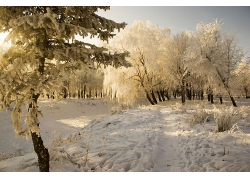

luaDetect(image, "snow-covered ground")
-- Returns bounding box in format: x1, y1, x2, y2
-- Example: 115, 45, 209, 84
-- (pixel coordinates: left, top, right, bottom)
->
1, 97, 250, 174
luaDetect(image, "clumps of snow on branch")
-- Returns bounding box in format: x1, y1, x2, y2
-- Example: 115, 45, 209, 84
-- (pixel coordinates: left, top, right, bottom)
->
11, 100, 24, 136
11, 95, 44, 140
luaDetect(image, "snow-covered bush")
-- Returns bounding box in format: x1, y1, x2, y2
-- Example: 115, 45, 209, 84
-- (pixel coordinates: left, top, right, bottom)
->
238, 106, 250, 126
108, 100, 131, 115
186, 109, 210, 126
214, 106, 239, 132
48, 131, 81, 161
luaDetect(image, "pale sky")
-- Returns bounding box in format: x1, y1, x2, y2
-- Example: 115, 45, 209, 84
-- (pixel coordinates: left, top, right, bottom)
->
95, 6, 250, 53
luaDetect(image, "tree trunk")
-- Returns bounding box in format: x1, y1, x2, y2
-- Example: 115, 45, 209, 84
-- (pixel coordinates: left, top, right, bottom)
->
160, 90, 165, 101
219, 96, 223, 104
186, 84, 191, 100
165, 90, 170, 100
89, 89, 92, 99
83, 85, 86, 98
151, 90, 158, 104
211, 94, 214, 104
230, 96, 237, 107
78, 90, 80, 99
224, 85, 237, 107
146, 91, 155, 105
181, 79, 186, 104
244, 87, 248, 99
63, 87, 67, 99
31, 132, 50, 172
156, 91, 162, 102
173, 90, 177, 99
30, 93, 50, 172
31, 55, 50, 171
197, 90, 200, 100
181, 88, 185, 104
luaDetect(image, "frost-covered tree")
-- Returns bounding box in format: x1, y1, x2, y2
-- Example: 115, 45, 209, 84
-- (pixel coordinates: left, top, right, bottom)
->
62, 68, 104, 99
185, 20, 244, 107
164, 30, 191, 104
103, 21, 171, 106
234, 60, 250, 98
0, 6, 130, 171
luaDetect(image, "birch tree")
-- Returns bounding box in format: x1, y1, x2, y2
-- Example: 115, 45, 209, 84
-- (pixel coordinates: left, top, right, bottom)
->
164, 30, 191, 104
234, 60, 250, 98
0, 6, 130, 171
103, 20, 171, 105
185, 20, 244, 107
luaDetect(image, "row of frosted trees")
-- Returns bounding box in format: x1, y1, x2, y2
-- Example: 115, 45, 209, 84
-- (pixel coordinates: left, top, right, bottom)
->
50, 20, 249, 108
101, 20, 249, 107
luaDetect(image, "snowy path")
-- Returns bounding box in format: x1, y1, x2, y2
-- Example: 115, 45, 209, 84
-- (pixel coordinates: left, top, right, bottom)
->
153, 101, 250, 172
153, 106, 186, 171
153, 104, 216, 172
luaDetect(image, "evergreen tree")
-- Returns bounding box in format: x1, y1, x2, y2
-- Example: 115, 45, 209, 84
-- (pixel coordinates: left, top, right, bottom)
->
0, 6, 130, 172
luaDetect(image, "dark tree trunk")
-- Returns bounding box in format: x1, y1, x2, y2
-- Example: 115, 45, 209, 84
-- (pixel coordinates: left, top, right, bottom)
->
78, 90, 80, 99
146, 91, 155, 105
187, 90, 192, 100
30, 93, 50, 172
181, 87, 185, 104
230, 96, 237, 107
83, 85, 86, 98
186, 84, 191, 100
156, 91, 162, 102
63, 87, 67, 99
89, 89, 92, 99
30, 55, 50, 171
219, 96, 223, 104
181, 92, 185, 104
207, 88, 213, 103
173, 90, 177, 99
31, 131, 50, 172
211, 94, 214, 104
181, 79, 186, 104
151, 90, 158, 104
201, 90, 204, 100
165, 91, 170, 100
244, 87, 248, 99
197, 90, 200, 100
160, 90, 165, 101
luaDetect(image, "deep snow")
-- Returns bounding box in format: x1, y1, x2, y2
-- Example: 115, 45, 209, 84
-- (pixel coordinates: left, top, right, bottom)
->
0, 97, 250, 175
